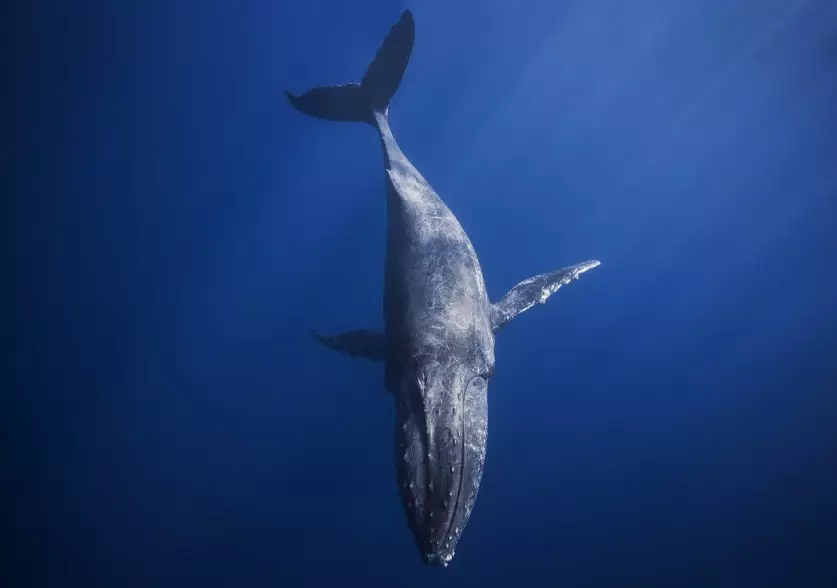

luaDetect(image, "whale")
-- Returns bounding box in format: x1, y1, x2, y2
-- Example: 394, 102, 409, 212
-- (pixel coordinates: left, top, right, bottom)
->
286, 9, 600, 566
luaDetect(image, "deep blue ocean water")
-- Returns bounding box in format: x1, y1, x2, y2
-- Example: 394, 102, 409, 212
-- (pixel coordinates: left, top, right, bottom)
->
11, 1, 837, 586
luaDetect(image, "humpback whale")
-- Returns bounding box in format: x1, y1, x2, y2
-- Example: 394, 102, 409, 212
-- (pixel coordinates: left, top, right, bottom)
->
286, 9, 600, 566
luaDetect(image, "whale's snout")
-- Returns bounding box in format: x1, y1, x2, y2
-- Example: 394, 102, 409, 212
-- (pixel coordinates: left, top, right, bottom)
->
395, 372, 489, 566
422, 548, 455, 566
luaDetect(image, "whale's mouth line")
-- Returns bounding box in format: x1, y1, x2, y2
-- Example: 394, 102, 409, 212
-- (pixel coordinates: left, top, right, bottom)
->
439, 383, 468, 555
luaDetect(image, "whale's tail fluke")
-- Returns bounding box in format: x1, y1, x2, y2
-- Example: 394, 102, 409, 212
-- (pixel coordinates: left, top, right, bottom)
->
285, 10, 415, 126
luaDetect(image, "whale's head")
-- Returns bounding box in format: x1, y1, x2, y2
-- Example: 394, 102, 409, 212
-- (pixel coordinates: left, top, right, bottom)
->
394, 353, 493, 566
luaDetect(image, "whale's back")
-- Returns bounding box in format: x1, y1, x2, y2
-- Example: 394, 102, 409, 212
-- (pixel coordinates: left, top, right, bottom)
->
384, 164, 492, 359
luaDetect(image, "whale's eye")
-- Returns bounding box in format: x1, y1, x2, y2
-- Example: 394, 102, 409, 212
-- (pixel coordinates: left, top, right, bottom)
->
480, 364, 495, 380
466, 376, 486, 393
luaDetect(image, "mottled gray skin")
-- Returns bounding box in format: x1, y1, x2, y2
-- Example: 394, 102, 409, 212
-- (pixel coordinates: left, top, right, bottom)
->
286, 9, 599, 566
377, 110, 494, 565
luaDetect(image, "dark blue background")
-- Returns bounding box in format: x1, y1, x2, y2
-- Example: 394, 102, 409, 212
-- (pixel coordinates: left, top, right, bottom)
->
11, 0, 837, 586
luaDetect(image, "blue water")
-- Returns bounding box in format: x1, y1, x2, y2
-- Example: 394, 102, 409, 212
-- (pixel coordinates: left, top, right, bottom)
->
12, 1, 837, 586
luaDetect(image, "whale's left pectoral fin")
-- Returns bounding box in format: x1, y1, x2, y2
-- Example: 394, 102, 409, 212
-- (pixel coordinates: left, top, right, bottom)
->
491, 260, 601, 332
312, 329, 386, 362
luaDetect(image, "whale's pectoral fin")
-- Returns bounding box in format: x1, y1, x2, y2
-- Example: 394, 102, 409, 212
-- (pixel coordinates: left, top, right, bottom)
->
491, 260, 601, 332
312, 329, 386, 362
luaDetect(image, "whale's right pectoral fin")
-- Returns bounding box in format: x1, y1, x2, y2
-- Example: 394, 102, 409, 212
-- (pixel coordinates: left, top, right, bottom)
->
491, 260, 601, 332
312, 329, 386, 362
